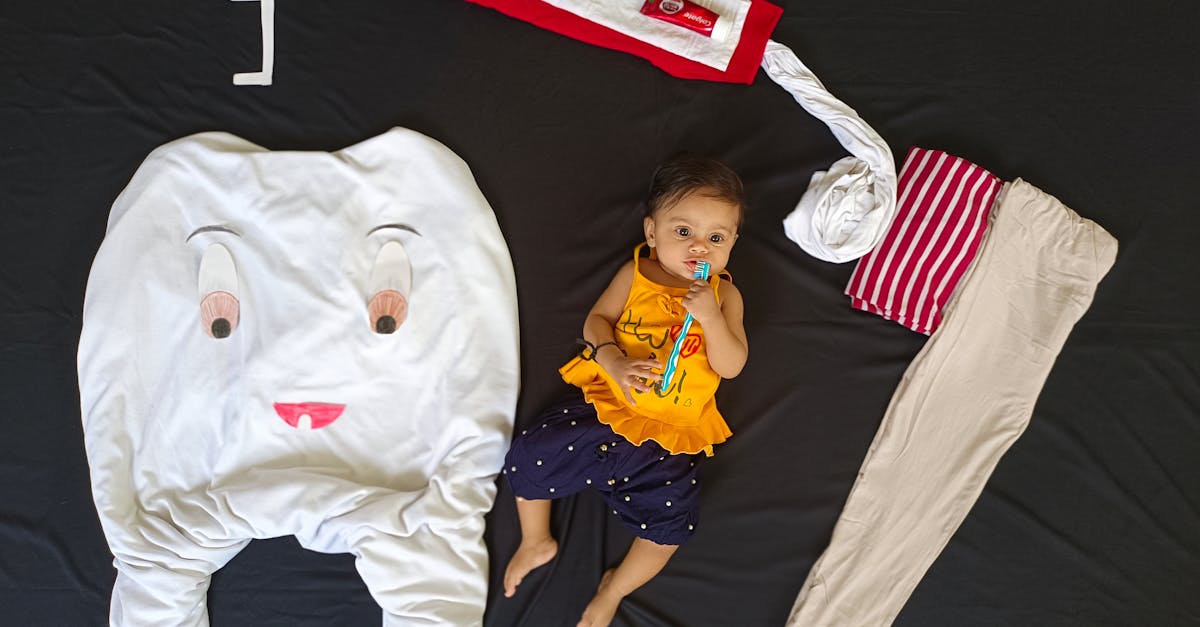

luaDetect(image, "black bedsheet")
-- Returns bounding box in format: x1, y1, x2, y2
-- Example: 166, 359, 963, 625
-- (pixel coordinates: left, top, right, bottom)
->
2, 1, 1197, 625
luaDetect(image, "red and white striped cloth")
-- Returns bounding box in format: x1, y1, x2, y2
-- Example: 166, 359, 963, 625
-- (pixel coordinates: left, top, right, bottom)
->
846, 147, 1003, 335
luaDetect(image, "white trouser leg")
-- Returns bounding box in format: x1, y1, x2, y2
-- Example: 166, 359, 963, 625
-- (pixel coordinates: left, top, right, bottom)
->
787, 179, 1118, 627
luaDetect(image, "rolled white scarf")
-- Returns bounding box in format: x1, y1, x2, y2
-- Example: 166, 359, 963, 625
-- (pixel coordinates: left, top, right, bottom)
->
762, 40, 897, 263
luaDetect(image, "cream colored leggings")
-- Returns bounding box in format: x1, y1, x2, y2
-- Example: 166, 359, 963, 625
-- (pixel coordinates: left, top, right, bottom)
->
787, 179, 1118, 627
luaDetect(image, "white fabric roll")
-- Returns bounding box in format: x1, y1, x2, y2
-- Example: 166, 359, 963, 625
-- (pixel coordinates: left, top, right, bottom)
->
762, 40, 898, 263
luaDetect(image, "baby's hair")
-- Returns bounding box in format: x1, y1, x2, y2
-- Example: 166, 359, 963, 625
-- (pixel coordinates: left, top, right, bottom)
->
645, 155, 746, 229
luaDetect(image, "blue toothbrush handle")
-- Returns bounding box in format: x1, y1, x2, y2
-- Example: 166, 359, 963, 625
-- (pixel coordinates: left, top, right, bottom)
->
659, 314, 694, 390
659, 261, 709, 391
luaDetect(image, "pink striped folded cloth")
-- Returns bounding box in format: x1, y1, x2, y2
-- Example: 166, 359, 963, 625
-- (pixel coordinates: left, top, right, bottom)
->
845, 147, 1003, 335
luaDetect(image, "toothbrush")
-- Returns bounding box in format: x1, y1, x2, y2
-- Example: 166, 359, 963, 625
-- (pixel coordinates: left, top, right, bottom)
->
659, 260, 709, 392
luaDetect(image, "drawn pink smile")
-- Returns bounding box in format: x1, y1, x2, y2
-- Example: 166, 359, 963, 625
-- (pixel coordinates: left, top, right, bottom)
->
272, 402, 346, 430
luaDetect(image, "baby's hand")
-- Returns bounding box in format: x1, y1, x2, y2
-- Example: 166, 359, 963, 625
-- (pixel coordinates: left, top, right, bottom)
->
597, 351, 661, 406
681, 279, 721, 325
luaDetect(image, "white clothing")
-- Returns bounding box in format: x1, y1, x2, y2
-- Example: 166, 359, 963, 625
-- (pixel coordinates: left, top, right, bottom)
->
78, 128, 520, 626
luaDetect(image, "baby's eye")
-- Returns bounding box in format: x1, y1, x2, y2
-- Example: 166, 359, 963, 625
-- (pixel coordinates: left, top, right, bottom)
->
674, 226, 691, 237
708, 234, 725, 244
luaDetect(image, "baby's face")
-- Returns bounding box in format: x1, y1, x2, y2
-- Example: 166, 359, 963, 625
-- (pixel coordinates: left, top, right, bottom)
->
644, 187, 740, 283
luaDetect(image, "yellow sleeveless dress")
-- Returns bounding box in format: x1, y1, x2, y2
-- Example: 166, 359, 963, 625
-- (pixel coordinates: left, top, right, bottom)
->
559, 244, 733, 456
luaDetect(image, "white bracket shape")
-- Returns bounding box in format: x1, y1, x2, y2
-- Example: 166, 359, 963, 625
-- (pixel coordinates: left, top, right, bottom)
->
231, 0, 275, 86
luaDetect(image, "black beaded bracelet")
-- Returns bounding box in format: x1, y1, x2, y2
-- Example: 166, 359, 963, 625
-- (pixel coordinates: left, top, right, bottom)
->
576, 338, 625, 361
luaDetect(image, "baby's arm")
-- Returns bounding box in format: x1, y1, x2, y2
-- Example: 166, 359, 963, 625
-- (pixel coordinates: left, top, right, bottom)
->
683, 279, 748, 379
584, 260, 661, 405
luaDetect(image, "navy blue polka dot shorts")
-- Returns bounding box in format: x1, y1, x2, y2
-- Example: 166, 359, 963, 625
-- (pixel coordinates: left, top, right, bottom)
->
503, 396, 702, 546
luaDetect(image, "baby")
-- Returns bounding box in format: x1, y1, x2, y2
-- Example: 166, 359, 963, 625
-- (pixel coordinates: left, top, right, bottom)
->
501, 156, 749, 627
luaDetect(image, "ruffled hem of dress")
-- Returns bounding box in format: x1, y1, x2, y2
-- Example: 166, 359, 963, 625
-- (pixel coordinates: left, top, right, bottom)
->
560, 359, 731, 457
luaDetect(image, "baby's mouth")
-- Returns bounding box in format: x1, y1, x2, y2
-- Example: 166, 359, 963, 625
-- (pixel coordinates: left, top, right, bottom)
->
272, 402, 346, 430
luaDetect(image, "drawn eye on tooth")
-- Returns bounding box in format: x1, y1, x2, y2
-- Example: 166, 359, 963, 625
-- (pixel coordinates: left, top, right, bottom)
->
367, 240, 413, 334
198, 243, 240, 339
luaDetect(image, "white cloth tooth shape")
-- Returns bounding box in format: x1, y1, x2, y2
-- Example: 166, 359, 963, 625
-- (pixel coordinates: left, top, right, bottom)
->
78, 127, 520, 627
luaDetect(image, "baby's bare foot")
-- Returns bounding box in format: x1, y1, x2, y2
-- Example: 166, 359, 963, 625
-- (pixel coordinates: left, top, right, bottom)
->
577, 569, 622, 627
503, 537, 558, 598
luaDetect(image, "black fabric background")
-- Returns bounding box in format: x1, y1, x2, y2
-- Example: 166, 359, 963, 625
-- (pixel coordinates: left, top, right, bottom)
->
2, 1, 1198, 625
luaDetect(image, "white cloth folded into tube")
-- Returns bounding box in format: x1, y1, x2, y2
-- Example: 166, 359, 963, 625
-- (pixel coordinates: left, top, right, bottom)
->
764, 41, 898, 263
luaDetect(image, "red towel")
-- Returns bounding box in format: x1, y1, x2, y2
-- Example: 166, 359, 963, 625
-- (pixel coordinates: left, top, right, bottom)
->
846, 147, 1002, 335
466, 0, 783, 84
